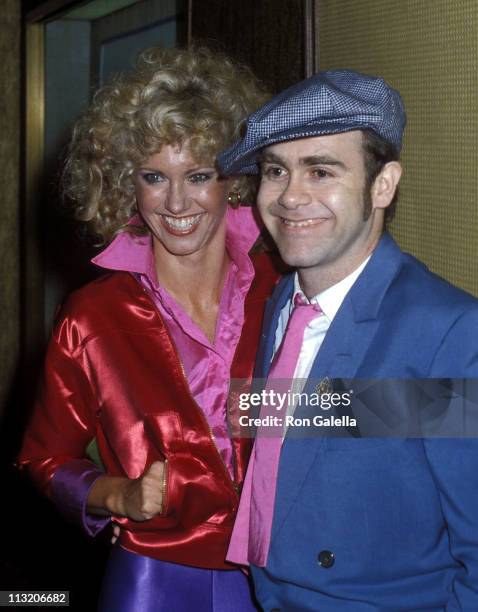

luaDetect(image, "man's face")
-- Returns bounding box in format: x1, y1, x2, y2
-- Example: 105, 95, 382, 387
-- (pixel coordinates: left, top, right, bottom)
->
258, 131, 384, 285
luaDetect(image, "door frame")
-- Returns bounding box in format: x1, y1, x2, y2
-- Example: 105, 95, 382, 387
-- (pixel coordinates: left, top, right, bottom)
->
23, 0, 191, 363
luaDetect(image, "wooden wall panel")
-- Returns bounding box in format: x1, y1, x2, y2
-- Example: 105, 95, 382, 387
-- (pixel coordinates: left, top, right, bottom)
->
190, 0, 306, 93
0, 0, 21, 418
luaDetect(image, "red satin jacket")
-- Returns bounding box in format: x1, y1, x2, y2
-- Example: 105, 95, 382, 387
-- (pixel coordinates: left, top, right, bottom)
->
19, 254, 279, 569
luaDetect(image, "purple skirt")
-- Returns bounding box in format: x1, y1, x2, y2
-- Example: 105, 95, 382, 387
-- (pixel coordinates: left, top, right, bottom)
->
97, 545, 259, 612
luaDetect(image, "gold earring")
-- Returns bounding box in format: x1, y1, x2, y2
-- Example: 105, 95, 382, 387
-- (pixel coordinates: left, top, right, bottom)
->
227, 191, 241, 207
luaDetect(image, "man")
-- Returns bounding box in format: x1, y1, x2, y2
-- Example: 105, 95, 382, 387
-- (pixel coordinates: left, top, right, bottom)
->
218, 71, 478, 610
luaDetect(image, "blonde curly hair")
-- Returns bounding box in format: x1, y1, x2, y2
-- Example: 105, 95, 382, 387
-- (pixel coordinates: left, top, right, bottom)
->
62, 46, 269, 244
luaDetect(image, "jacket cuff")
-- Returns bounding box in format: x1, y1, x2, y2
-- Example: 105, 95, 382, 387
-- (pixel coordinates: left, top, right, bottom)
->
50, 459, 110, 536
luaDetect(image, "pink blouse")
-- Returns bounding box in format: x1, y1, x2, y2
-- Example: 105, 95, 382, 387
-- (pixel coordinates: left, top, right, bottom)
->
92, 206, 261, 476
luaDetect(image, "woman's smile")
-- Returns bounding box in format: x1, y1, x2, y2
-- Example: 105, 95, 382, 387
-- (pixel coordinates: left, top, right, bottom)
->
160, 212, 205, 235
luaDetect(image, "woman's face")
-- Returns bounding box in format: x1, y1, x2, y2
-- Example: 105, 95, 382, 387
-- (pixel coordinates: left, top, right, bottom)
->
134, 144, 231, 258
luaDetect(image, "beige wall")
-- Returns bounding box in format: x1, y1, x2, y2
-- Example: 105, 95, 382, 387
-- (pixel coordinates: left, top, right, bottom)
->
0, 1, 21, 416
319, 0, 478, 296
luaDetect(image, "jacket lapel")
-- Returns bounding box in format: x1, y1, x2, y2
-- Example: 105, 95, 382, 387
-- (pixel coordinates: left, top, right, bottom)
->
309, 234, 404, 380
273, 234, 404, 534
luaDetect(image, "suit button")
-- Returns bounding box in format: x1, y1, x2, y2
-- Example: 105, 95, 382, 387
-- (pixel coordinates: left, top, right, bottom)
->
318, 550, 335, 568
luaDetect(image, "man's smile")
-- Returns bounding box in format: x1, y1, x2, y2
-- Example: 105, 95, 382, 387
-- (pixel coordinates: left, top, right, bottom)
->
279, 217, 330, 228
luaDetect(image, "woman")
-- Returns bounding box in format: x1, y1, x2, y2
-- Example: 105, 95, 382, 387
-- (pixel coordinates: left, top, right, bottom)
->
19, 46, 278, 611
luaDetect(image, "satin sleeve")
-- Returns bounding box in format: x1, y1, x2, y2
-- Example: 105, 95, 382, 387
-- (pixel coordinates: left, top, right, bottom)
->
50, 459, 110, 536
18, 327, 107, 535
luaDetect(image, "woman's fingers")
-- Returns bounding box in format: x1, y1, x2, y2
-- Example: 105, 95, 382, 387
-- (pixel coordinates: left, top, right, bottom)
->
111, 524, 121, 544
122, 461, 166, 521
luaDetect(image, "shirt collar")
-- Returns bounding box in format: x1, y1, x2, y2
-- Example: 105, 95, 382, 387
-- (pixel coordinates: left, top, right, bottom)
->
92, 206, 261, 285
293, 255, 371, 322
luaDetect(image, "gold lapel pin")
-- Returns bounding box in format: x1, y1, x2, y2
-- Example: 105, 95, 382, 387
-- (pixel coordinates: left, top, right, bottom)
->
316, 377, 333, 395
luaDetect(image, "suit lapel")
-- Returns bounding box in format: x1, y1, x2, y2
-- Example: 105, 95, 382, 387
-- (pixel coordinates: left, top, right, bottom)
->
308, 233, 404, 380
273, 234, 404, 534
307, 299, 379, 380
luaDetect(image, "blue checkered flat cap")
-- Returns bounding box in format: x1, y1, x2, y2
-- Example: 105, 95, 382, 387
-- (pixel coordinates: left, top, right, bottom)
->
218, 69, 406, 175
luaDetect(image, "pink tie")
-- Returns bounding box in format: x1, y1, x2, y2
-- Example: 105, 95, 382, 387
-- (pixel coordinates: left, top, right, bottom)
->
237, 294, 322, 566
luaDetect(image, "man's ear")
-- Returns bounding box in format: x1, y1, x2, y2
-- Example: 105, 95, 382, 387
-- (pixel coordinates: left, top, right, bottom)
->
371, 161, 402, 210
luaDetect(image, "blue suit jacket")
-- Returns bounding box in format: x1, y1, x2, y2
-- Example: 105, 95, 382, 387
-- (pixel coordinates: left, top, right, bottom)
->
251, 234, 478, 611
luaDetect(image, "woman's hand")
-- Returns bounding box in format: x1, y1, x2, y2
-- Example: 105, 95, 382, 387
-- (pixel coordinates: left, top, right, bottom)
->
117, 461, 166, 521
111, 524, 121, 545
87, 460, 167, 522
